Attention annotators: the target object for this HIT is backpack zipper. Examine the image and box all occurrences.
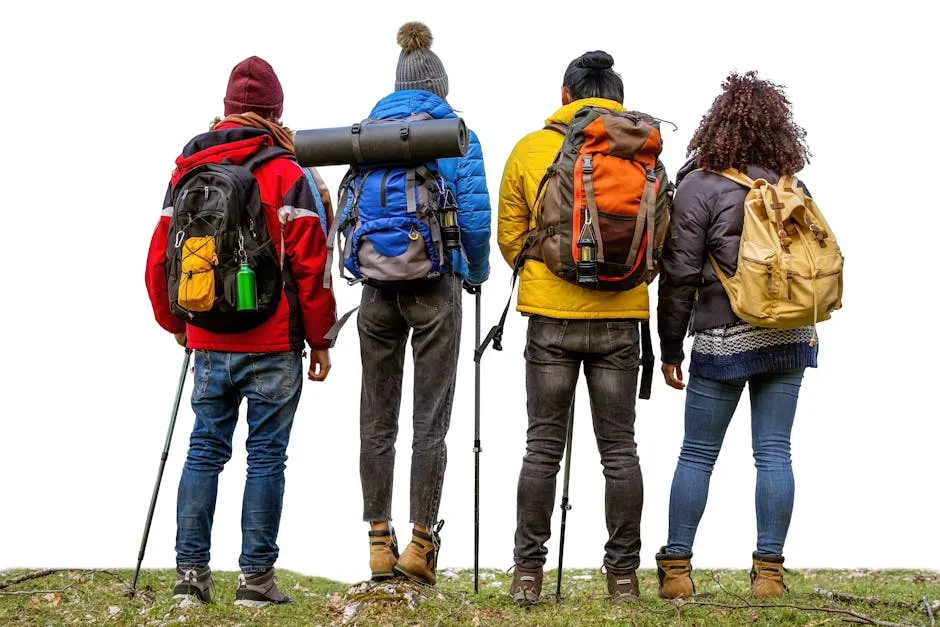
[741,255,774,291]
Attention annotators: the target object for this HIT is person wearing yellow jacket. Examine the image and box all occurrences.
[498,51,651,605]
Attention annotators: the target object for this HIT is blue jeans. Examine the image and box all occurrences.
[666,369,804,556]
[176,350,302,572]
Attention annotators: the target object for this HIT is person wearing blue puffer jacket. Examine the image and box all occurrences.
[355,21,490,586]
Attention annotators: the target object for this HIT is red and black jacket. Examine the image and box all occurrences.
[145,124,336,352]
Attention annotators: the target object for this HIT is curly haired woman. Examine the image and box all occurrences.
[655,72,816,599]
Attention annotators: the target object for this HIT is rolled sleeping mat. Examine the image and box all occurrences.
[294,117,468,167]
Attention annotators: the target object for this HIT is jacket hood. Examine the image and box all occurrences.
[676,157,698,186]
[172,125,273,186]
[545,98,625,126]
[370,90,457,121]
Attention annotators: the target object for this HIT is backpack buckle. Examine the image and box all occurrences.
[351,123,361,134]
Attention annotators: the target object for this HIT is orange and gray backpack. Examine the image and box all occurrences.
[529,107,673,290]
[478,106,674,398]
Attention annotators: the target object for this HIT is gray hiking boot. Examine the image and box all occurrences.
[234,568,293,608]
[172,565,213,604]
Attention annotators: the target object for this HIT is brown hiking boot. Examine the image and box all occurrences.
[510,567,543,606]
[393,524,442,586]
[368,527,399,581]
[751,553,786,597]
[655,546,695,599]
[606,569,640,602]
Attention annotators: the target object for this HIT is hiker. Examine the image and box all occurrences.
[497,51,672,605]
[655,71,839,598]
[343,22,490,586]
[144,56,337,607]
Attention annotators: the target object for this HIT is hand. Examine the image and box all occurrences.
[462,281,480,295]
[174,332,187,347]
[308,349,331,382]
[662,362,685,390]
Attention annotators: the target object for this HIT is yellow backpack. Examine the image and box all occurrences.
[709,169,843,342]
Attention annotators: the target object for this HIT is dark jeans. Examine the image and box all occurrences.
[176,350,301,572]
[666,369,804,556]
[514,316,644,573]
[357,274,462,526]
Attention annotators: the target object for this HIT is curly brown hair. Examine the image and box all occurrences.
[688,71,811,175]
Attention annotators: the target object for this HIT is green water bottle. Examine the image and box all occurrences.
[237,263,257,311]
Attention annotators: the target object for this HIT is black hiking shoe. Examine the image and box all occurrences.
[172,565,213,604]
[234,568,293,608]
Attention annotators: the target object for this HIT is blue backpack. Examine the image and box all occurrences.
[325,117,460,290]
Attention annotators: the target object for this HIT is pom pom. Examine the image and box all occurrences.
[397,22,433,52]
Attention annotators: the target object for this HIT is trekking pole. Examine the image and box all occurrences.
[555,393,575,602]
[473,288,482,594]
[129,347,192,596]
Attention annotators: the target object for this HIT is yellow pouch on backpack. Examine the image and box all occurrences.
[178,236,218,312]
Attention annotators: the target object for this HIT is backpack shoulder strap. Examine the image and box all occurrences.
[713,168,757,189]
[243,145,293,172]
[544,122,568,136]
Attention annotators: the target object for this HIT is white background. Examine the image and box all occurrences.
[1,0,937,585]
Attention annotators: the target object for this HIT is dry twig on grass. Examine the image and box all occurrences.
[814,586,924,613]
[678,598,916,627]
[0,569,129,597]
[0,569,62,590]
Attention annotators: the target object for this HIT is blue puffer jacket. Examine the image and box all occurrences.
[368,90,491,285]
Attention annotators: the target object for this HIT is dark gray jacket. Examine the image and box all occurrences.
[657,159,809,363]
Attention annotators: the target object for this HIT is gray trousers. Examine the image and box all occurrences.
[514,316,644,573]
[357,275,462,526]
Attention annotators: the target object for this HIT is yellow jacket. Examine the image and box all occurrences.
[497,98,650,320]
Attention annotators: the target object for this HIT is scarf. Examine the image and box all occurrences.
[211,112,295,152]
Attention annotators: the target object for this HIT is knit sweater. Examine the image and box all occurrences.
[689,321,818,381]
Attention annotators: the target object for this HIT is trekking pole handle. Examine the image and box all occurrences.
[474,326,502,362]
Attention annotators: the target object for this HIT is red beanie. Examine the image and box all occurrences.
[223,56,284,120]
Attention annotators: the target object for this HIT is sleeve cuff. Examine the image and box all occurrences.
[660,344,685,365]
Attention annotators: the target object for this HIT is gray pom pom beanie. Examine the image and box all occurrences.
[394,22,449,100]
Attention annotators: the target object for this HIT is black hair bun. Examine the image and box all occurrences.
[577,51,614,71]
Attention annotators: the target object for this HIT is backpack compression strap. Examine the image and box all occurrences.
[638,320,654,400]
[323,170,373,289]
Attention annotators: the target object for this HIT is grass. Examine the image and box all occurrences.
[1,567,937,626]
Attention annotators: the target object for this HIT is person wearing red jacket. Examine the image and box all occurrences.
[144,56,336,607]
